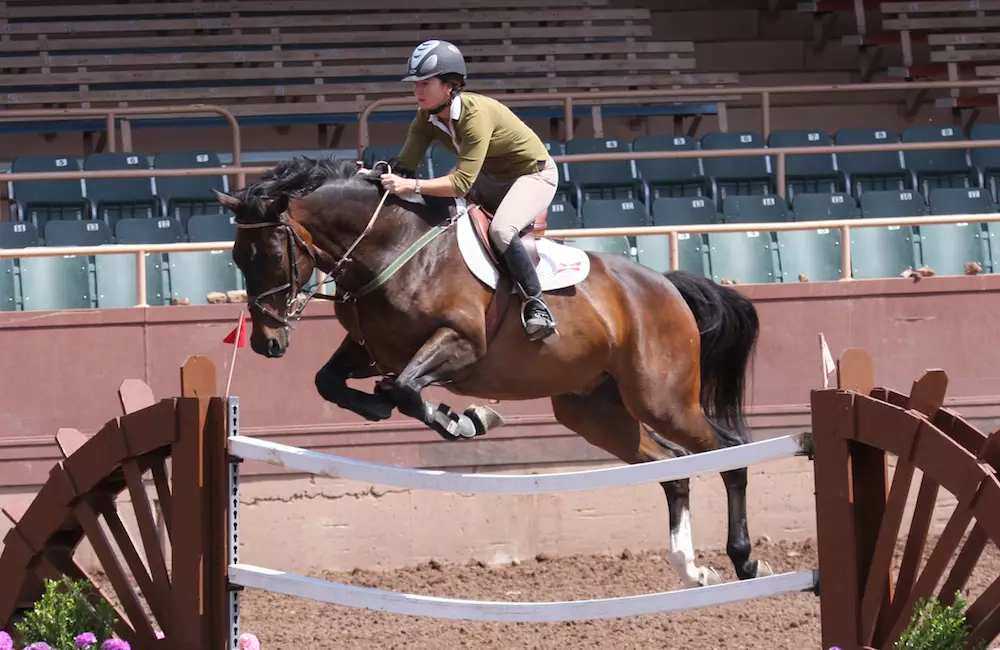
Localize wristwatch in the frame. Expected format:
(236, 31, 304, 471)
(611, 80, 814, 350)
(414, 179, 422, 194)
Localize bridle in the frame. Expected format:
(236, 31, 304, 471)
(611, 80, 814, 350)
(233, 161, 397, 329)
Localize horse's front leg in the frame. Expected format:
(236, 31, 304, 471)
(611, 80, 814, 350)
(314, 336, 396, 422)
(376, 327, 505, 440)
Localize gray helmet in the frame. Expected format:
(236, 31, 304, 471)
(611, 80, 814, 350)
(402, 40, 467, 82)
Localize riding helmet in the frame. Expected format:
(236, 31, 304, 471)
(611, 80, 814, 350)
(402, 40, 468, 82)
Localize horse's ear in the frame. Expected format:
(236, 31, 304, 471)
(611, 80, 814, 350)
(266, 194, 289, 220)
(214, 189, 241, 212)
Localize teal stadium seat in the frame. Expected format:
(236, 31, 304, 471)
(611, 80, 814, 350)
(540, 140, 573, 203)
(792, 192, 859, 221)
(969, 124, 1000, 202)
(706, 229, 777, 285)
(153, 151, 227, 227)
(632, 134, 715, 202)
(564, 138, 639, 207)
(105, 217, 184, 307)
(921, 187, 991, 276)
(170, 213, 243, 305)
(573, 198, 647, 259)
(901, 126, 977, 196)
(776, 226, 844, 282)
(722, 194, 789, 223)
(84, 153, 160, 228)
(835, 128, 916, 197)
(700, 131, 775, 204)
(766, 129, 847, 202)
(9, 155, 89, 233)
(0, 222, 40, 311)
(18, 222, 94, 311)
(634, 196, 718, 276)
(544, 200, 581, 230)
(852, 190, 923, 279)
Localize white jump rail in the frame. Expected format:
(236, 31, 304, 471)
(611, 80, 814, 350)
(229, 563, 818, 622)
(225, 398, 817, 633)
(227, 430, 811, 494)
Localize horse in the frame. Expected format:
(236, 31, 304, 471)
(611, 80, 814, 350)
(213, 155, 771, 588)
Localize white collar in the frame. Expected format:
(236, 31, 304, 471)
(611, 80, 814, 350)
(428, 94, 462, 133)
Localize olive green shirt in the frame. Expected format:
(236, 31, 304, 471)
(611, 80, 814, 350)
(396, 92, 551, 197)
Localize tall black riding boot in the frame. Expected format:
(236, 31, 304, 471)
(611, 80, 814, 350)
(501, 237, 558, 341)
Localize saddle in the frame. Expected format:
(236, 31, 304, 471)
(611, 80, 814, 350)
(462, 192, 550, 345)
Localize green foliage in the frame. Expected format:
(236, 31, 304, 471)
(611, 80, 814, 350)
(13, 577, 118, 650)
(893, 591, 987, 650)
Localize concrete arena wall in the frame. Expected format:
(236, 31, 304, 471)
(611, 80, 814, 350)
(1, 276, 999, 572)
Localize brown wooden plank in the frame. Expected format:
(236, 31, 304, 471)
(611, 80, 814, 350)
(939, 524, 989, 605)
(206, 398, 232, 650)
(884, 16, 1000, 30)
(148, 457, 173, 538)
(15, 463, 78, 551)
(0, 24, 654, 53)
(932, 48, 1000, 63)
(0, 8, 651, 36)
(0, 71, 740, 109)
(181, 356, 218, 398)
(8, 0, 610, 19)
(55, 428, 89, 459)
(910, 419, 987, 503)
(930, 32, 1000, 45)
(0, 526, 36, 629)
(932, 407, 988, 456)
(119, 378, 157, 416)
(837, 348, 875, 394)
(853, 396, 921, 456)
(61, 419, 130, 495)
(0, 40, 693, 71)
(812, 388, 863, 650)
(0, 55, 698, 87)
(122, 458, 173, 638)
(170, 396, 212, 649)
(120, 400, 180, 457)
(966, 578, 1000, 650)
(906, 369, 948, 417)
(882, 0, 1000, 11)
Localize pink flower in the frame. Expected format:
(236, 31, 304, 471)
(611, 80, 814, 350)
(238, 633, 260, 650)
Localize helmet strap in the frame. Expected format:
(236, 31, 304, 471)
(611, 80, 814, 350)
(429, 84, 461, 117)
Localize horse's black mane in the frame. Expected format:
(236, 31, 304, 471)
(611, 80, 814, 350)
(257, 154, 417, 201)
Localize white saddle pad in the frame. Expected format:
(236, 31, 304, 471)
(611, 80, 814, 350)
(455, 208, 591, 292)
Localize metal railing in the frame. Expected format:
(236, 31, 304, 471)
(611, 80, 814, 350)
(4, 135, 1000, 307)
(0, 105, 247, 186)
(358, 78, 1000, 148)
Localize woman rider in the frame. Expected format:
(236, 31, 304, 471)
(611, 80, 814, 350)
(376, 39, 560, 342)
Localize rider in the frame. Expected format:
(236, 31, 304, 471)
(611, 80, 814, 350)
(376, 39, 560, 342)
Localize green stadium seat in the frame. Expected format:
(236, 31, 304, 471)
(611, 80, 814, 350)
(564, 138, 639, 207)
(722, 194, 789, 224)
(700, 131, 775, 204)
(901, 126, 977, 196)
(569, 198, 647, 259)
(859, 189, 928, 219)
(99, 218, 181, 308)
(766, 129, 847, 201)
(792, 192, 859, 221)
(776, 227, 844, 282)
(0, 222, 40, 311)
(835, 128, 916, 197)
(632, 134, 714, 202)
(969, 123, 1000, 202)
(544, 200, 581, 230)
(650, 196, 720, 226)
(19, 249, 92, 312)
(170, 213, 242, 304)
(706, 230, 777, 284)
(920, 187, 991, 276)
(9, 155, 89, 233)
(635, 196, 718, 275)
(84, 153, 160, 228)
(153, 151, 227, 227)
(851, 189, 923, 279)
(43, 220, 112, 247)
(541, 140, 573, 203)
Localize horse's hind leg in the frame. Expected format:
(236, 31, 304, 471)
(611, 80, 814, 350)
(551, 386, 721, 588)
(614, 360, 769, 582)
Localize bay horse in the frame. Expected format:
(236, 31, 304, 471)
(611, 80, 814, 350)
(214, 155, 771, 588)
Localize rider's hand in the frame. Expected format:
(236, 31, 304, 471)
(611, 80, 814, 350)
(380, 173, 414, 195)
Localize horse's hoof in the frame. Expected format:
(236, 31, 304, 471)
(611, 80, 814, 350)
(697, 567, 723, 587)
(464, 404, 506, 436)
(354, 395, 395, 422)
(428, 407, 480, 441)
(755, 560, 774, 578)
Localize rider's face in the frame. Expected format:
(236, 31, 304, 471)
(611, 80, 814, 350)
(413, 78, 452, 112)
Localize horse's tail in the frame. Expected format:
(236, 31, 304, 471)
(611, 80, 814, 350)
(665, 270, 759, 448)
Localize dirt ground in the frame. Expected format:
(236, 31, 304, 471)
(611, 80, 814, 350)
(237, 535, 1000, 650)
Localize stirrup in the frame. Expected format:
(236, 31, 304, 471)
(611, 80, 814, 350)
(520, 295, 558, 341)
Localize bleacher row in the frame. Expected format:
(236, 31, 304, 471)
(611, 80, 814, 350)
(6, 118, 1000, 311)
(1, 151, 240, 311)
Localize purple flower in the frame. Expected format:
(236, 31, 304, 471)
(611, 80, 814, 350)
(75, 632, 98, 649)
(0, 631, 11, 650)
(100, 641, 130, 650)
(25, 643, 52, 650)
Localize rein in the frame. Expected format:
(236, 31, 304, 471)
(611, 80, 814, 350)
(235, 161, 457, 330)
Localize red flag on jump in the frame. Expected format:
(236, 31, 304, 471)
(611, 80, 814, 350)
(223, 311, 247, 348)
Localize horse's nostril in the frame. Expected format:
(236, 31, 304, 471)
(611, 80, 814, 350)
(266, 338, 283, 357)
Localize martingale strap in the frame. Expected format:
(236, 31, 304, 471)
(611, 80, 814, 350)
(336, 223, 451, 302)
